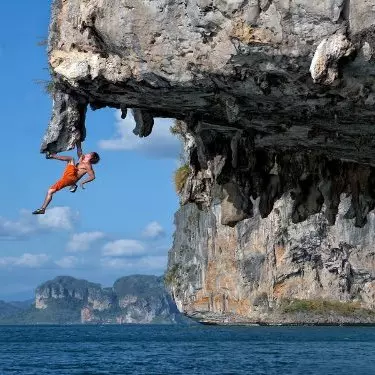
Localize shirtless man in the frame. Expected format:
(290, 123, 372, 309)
(32, 141, 100, 214)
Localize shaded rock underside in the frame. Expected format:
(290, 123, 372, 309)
(44, 0, 375, 228)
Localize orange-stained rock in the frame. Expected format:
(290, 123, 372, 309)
(168, 196, 375, 324)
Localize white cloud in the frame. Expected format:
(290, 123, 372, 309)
(0, 207, 77, 240)
(102, 239, 145, 257)
(0, 253, 50, 268)
(0, 211, 35, 239)
(98, 111, 181, 159)
(37, 207, 78, 230)
(142, 221, 165, 239)
(55, 256, 80, 269)
(67, 231, 105, 252)
(101, 255, 167, 273)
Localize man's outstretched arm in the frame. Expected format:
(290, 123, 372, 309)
(76, 140, 83, 159)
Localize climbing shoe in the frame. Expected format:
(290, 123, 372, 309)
(69, 184, 78, 193)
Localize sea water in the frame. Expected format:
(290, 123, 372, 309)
(0, 325, 374, 374)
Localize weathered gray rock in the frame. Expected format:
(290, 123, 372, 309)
(310, 33, 354, 85)
(131, 108, 154, 137)
(40, 91, 87, 153)
(168, 196, 375, 324)
(221, 182, 252, 226)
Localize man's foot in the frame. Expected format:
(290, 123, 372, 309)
(69, 184, 78, 193)
(32, 208, 45, 215)
(45, 151, 52, 159)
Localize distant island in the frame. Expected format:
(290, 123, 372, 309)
(0, 275, 189, 325)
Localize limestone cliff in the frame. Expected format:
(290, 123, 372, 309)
(167, 197, 375, 324)
(34, 275, 181, 324)
(44, 0, 375, 323)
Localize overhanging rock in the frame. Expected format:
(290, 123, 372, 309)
(41, 90, 87, 153)
(43, 0, 375, 226)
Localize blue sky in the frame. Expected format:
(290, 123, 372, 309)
(0, 1, 181, 300)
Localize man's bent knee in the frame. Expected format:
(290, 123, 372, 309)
(48, 188, 57, 195)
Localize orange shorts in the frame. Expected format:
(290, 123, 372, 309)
(50, 164, 78, 191)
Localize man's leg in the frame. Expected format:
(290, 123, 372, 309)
(32, 188, 57, 214)
(49, 155, 76, 191)
(33, 154, 76, 214)
(41, 188, 57, 210)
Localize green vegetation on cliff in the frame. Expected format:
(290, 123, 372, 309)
(174, 164, 190, 193)
(114, 275, 165, 298)
(281, 298, 375, 318)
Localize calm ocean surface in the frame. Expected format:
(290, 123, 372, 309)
(0, 325, 374, 375)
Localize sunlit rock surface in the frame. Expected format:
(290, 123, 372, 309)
(168, 196, 375, 324)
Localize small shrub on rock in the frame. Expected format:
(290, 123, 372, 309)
(174, 164, 190, 193)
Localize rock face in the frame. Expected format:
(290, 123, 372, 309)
(44, 0, 375, 323)
(35, 275, 182, 324)
(167, 197, 375, 324)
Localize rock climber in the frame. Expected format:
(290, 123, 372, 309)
(32, 141, 100, 214)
